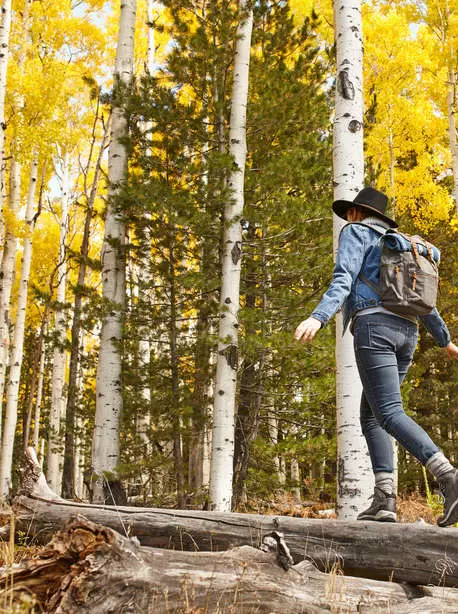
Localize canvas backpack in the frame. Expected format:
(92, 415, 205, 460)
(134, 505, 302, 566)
(356, 223, 440, 317)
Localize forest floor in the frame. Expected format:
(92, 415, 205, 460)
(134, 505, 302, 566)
(238, 490, 442, 525)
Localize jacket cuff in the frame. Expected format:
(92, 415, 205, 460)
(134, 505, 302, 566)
(311, 312, 327, 327)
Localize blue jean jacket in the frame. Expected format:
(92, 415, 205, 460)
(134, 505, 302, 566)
(311, 220, 451, 347)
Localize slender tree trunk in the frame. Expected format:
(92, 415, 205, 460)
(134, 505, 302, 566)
(0, 154, 39, 500)
(0, 0, 12, 244)
(0, 160, 21, 437)
(209, 0, 253, 513)
(91, 0, 137, 504)
(333, 0, 372, 519)
(446, 69, 458, 216)
(62, 117, 110, 500)
(33, 325, 46, 451)
(0, 0, 32, 441)
(47, 153, 70, 493)
(22, 334, 43, 451)
(168, 237, 185, 508)
(145, 0, 156, 75)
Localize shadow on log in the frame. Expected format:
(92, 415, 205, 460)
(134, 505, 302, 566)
(4, 448, 458, 589)
(1, 515, 458, 613)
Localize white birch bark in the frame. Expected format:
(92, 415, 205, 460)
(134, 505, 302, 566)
(74, 344, 86, 500)
(0, 0, 31, 433)
(146, 0, 156, 75)
(446, 69, 458, 215)
(91, 0, 137, 503)
(33, 330, 46, 451)
(0, 154, 39, 500)
(333, 0, 372, 519)
(0, 160, 21, 438)
(46, 153, 70, 493)
(0, 0, 12, 244)
(209, 0, 253, 512)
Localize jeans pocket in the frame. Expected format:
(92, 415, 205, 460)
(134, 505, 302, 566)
(368, 322, 396, 350)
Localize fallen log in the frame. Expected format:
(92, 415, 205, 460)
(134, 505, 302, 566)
(1, 516, 458, 613)
(7, 448, 458, 587)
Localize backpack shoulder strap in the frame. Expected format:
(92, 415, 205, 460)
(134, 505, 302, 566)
(358, 272, 381, 295)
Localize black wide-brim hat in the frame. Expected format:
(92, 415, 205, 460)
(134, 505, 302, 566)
(332, 187, 398, 228)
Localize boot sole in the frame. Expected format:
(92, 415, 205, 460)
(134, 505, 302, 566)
(357, 510, 396, 522)
(437, 497, 458, 527)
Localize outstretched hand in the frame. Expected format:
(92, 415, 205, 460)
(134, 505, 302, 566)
(294, 317, 322, 343)
(443, 341, 458, 360)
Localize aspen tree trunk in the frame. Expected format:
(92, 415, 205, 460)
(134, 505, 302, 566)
(333, 0, 372, 519)
(22, 332, 44, 451)
(0, 0, 12, 242)
(47, 153, 70, 493)
(32, 328, 46, 451)
(209, 0, 253, 512)
(145, 0, 156, 75)
(0, 0, 31, 438)
(0, 155, 39, 500)
(0, 160, 21, 437)
(62, 117, 109, 499)
(91, 0, 136, 504)
(446, 69, 458, 216)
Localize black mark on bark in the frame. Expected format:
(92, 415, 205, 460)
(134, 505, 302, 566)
(337, 70, 354, 100)
(348, 120, 362, 132)
(231, 241, 242, 265)
(219, 344, 238, 370)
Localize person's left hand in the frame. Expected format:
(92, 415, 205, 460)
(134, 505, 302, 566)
(294, 317, 322, 343)
(443, 341, 458, 360)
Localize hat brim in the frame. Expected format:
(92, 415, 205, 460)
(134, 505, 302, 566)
(332, 200, 398, 228)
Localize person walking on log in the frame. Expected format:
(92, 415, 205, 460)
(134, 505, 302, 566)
(294, 187, 458, 526)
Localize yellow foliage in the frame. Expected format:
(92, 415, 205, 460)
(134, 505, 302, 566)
(290, 0, 333, 43)
(363, 4, 455, 231)
(2, 205, 22, 239)
(394, 158, 453, 232)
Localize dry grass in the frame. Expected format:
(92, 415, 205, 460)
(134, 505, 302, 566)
(397, 492, 441, 524)
(241, 490, 443, 524)
(238, 491, 336, 518)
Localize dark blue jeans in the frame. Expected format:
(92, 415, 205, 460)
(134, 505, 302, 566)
(353, 313, 439, 473)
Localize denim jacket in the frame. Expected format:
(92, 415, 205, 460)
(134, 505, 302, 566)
(311, 219, 451, 347)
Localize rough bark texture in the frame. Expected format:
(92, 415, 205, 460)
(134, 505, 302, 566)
(2, 515, 458, 613)
(9, 449, 458, 589)
(332, 0, 373, 519)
